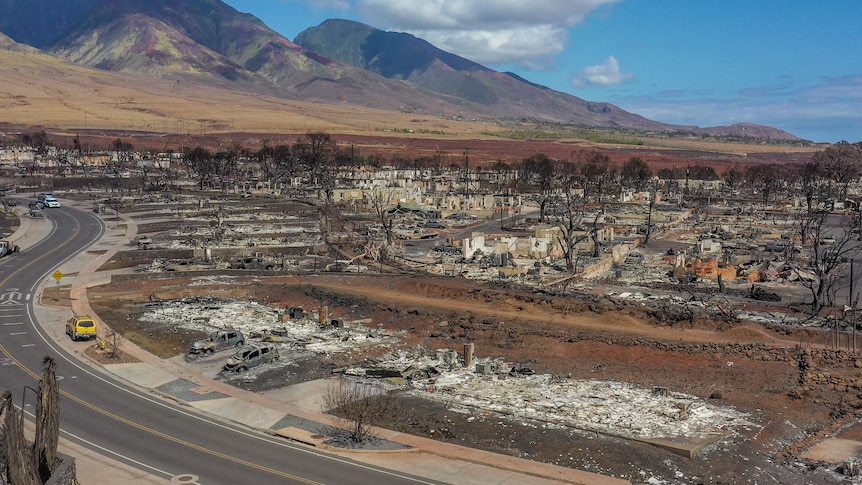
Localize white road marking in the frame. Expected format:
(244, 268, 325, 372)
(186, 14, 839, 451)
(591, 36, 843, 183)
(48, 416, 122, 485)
(60, 427, 175, 479)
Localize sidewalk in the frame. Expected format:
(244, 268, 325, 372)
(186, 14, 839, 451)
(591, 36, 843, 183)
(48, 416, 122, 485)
(27, 200, 630, 485)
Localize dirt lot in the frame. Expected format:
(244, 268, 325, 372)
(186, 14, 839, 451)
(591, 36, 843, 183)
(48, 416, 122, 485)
(87, 272, 859, 484)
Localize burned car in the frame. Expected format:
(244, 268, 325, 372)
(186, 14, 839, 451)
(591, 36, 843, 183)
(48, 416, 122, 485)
(223, 343, 280, 372)
(230, 257, 277, 270)
(188, 330, 245, 356)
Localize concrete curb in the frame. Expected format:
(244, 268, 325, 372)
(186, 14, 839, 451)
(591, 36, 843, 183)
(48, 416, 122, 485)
(265, 427, 422, 454)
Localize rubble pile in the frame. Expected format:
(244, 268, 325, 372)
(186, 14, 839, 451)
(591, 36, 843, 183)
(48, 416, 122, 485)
(748, 285, 782, 302)
(137, 296, 399, 357)
(349, 349, 756, 441)
(152, 217, 321, 250)
(615, 251, 676, 285)
(134, 293, 755, 442)
(434, 374, 755, 440)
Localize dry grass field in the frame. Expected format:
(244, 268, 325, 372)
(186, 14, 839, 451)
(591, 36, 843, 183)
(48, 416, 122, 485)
(0, 49, 498, 140)
(0, 46, 821, 165)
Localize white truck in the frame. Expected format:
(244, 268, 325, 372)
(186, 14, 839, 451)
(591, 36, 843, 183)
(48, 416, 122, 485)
(0, 240, 19, 258)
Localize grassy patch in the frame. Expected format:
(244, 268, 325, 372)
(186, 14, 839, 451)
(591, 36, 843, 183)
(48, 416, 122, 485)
(40, 285, 72, 307)
(0, 211, 20, 238)
(84, 345, 140, 364)
(88, 295, 198, 358)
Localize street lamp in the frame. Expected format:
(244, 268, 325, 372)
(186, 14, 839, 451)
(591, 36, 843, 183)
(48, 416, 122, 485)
(20, 385, 38, 422)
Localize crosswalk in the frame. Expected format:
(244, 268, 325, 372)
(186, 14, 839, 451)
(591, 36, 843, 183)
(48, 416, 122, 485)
(0, 289, 32, 346)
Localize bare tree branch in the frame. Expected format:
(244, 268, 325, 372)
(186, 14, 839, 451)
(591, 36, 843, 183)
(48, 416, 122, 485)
(794, 209, 859, 315)
(324, 379, 397, 443)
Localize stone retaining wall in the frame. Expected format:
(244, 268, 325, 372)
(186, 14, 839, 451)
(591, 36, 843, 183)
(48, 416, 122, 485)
(561, 333, 862, 395)
(797, 349, 862, 393)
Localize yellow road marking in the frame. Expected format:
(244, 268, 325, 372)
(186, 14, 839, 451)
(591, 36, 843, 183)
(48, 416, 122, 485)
(0, 213, 326, 484)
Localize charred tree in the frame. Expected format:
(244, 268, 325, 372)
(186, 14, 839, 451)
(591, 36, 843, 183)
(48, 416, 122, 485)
(32, 357, 59, 482)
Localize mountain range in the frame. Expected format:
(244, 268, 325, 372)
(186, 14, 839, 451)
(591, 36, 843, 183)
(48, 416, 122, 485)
(0, 0, 800, 140)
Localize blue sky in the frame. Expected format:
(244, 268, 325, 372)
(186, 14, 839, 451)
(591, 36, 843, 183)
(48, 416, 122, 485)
(224, 0, 862, 143)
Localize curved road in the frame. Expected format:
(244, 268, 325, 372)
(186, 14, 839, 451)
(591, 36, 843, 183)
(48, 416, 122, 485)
(0, 203, 435, 484)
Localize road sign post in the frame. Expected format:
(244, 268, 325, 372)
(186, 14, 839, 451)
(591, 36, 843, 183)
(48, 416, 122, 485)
(53, 270, 63, 301)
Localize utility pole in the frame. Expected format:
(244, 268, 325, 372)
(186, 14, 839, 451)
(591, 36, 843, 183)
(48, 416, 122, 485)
(851, 259, 859, 353)
(463, 148, 470, 199)
(852, 260, 855, 351)
(855, 292, 860, 353)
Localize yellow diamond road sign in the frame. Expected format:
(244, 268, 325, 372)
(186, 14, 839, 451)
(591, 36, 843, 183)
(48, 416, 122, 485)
(52, 270, 63, 281)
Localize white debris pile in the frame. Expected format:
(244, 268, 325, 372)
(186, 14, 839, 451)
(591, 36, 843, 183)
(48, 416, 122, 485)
(615, 252, 677, 285)
(180, 211, 291, 223)
(342, 348, 442, 377)
(230, 223, 316, 235)
(168, 225, 217, 237)
(737, 310, 831, 328)
(153, 232, 322, 250)
(605, 290, 680, 302)
(136, 296, 753, 441)
(138, 297, 279, 334)
(266, 319, 398, 355)
(187, 275, 242, 286)
(363, 351, 754, 440)
(136, 297, 398, 355)
(144, 258, 172, 272)
(443, 375, 752, 439)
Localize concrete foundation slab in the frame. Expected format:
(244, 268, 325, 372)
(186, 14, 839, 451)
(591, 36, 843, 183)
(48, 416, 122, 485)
(802, 438, 862, 463)
(261, 378, 333, 412)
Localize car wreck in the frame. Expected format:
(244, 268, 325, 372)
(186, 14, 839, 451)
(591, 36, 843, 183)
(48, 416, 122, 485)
(187, 330, 245, 356)
(222, 343, 280, 372)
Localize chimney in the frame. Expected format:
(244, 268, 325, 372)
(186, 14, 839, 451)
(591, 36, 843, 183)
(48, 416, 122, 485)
(463, 342, 474, 369)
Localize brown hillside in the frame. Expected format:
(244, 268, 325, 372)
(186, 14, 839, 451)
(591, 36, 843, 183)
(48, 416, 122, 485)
(0, 46, 818, 168)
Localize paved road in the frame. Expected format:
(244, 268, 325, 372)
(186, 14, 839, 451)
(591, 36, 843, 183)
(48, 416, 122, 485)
(0, 205, 437, 484)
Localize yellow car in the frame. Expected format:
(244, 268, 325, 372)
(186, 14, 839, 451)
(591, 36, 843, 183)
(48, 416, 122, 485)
(66, 316, 97, 341)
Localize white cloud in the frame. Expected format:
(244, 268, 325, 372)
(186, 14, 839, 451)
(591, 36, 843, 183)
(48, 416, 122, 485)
(571, 56, 633, 87)
(797, 75, 862, 101)
(358, 0, 617, 29)
(411, 25, 568, 67)
(305, 0, 352, 10)
(350, 0, 619, 66)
